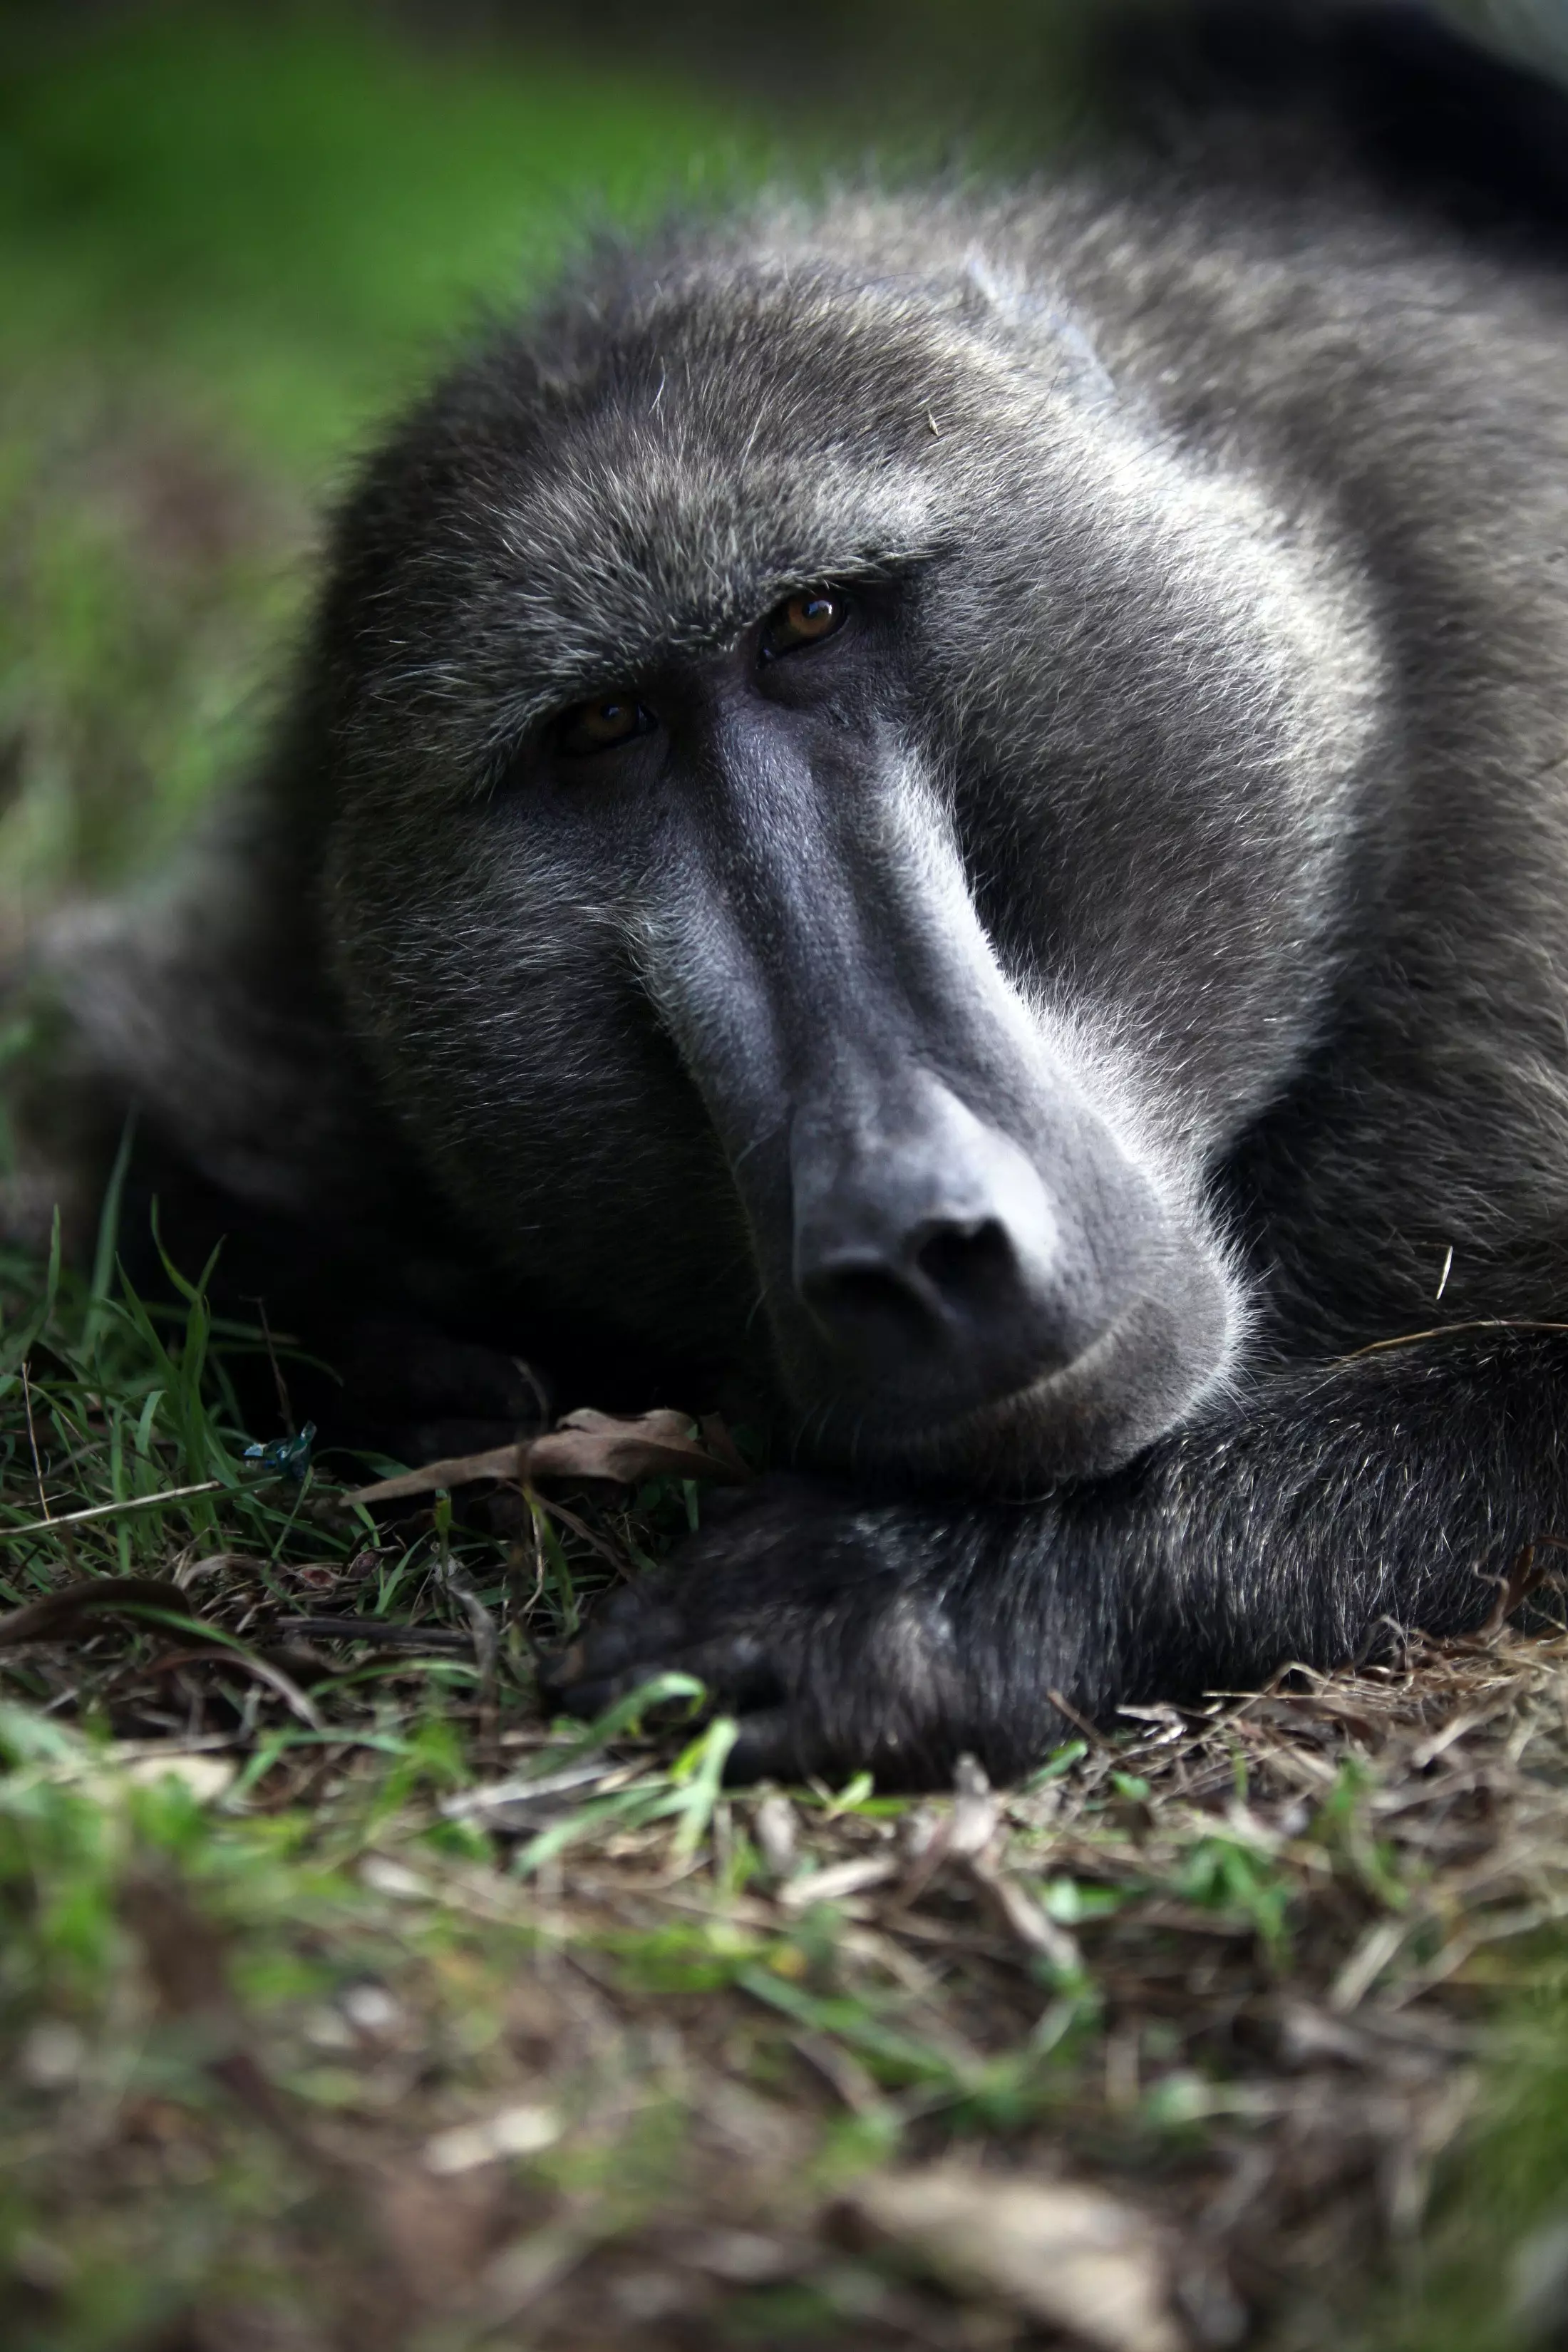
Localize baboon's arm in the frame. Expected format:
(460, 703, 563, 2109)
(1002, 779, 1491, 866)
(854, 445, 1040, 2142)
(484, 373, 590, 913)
(548, 1329, 1568, 1784)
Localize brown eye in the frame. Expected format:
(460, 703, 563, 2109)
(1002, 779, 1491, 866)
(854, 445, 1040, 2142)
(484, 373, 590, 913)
(554, 693, 656, 758)
(760, 585, 850, 660)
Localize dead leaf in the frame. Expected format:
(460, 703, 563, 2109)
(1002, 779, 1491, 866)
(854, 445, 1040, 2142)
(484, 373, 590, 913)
(753, 1793, 800, 1880)
(423, 2103, 560, 2175)
(120, 1752, 238, 1802)
(892, 1752, 1000, 1907)
(776, 1855, 898, 1909)
(535, 1405, 743, 1485)
(344, 1406, 746, 1508)
(839, 2164, 1189, 2352)
(947, 1750, 1001, 1858)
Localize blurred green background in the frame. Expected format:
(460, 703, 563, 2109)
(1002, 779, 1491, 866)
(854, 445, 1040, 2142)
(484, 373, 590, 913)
(0, 0, 1097, 942)
(0, 0, 1553, 942)
(0, 5, 760, 925)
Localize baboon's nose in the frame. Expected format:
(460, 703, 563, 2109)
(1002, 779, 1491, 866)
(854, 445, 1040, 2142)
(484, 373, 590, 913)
(799, 1212, 1036, 1371)
(791, 1085, 1097, 1415)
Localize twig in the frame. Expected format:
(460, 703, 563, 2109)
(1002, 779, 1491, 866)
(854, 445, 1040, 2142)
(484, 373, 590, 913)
(3, 1480, 223, 1539)
(142, 1646, 324, 1731)
(275, 1614, 473, 1654)
(1335, 1317, 1568, 1366)
(0, 1577, 186, 1646)
(1047, 1686, 1110, 1749)
(20, 1359, 49, 1522)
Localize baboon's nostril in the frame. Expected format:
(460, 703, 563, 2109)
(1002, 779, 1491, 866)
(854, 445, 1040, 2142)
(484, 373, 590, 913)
(913, 1215, 1016, 1309)
(798, 1212, 1043, 1388)
(799, 1257, 932, 1342)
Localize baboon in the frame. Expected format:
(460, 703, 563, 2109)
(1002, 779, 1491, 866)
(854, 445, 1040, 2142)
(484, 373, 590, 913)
(21, 4, 1568, 1780)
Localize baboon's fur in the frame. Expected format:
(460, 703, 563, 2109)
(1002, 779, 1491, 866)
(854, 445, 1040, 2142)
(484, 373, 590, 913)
(21, 6, 1568, 1780)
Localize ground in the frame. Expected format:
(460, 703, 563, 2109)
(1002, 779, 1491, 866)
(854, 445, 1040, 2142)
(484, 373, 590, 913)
(3, 13, 1568, 2351)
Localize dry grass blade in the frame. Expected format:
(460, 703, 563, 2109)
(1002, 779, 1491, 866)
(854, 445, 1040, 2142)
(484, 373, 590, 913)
(3, 1480, 225, 1538)
(840, 2166, 1189, 2352)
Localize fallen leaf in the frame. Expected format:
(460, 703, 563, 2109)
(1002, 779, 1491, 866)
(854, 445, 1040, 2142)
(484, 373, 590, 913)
(360, 1854, 435, 1902)
(424, 2103, 561, 2175)
(344, 1406, 746, 1508)
(775, 1855, 898, 1909)
(840, 2164, 1189, 2352)
(753, 1793, 800, 1879)
(893, 1752, 1000, 1907)
(534, 1405, 744, 1485)
(947, 1750, 1001, 1858)
(439, 1758, 639, 1830)
(120, 1751, 238, 1802)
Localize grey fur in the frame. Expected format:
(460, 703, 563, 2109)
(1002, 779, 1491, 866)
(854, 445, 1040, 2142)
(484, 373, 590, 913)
(23, 38, 1568, 1780)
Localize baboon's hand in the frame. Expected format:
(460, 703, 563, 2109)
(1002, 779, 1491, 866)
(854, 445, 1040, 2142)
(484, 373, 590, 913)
(542, 1475, 1069, 1788)
(337, 1316, 547, 1464)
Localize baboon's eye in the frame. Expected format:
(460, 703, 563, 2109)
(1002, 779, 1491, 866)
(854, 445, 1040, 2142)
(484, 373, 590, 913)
(553, 693, 657, 758)
(760, 585, 850, 660)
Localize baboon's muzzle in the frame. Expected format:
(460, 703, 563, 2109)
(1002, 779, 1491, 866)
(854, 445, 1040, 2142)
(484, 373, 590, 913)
(789, 1071, 1135, 1428)
(649, 721, 1200, 1462)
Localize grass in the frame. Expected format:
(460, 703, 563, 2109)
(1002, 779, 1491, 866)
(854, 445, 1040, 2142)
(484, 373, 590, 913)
(4, 7, 1568, 2348)
(6, 1234, 1568, 2348)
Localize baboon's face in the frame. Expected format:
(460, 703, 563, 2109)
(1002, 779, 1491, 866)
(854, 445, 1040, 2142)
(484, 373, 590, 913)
(321, 247, 1379, 1482)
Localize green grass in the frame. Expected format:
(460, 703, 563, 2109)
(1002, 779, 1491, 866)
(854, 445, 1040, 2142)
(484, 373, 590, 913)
(1, 1217, 1567, 2343)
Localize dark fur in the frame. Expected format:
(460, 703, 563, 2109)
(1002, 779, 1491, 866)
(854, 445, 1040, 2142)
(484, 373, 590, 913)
(21, 6, 1568, 1781)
